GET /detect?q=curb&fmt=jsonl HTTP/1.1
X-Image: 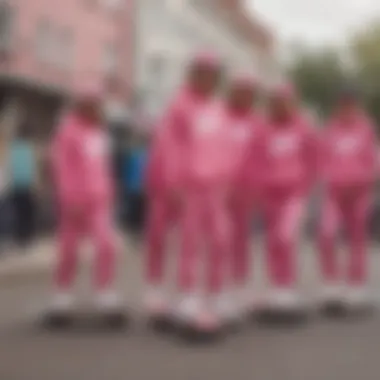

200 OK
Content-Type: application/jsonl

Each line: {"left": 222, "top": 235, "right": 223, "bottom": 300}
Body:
{"left": 0, "top": 255, "right": 53, "bottom": 286}
{"left": 0, "top": 241, "right": 54, "bottom": 286}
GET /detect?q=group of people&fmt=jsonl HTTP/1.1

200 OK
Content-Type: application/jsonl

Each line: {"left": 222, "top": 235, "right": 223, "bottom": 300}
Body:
{"left": 45, "top": 51, "right": 379, "bottom": 341}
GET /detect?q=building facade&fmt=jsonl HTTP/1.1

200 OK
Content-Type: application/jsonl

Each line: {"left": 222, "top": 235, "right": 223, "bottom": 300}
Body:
{"left": 134, "top": 0, "right": 280, "bottom": 117}
{"left": 0, "top": 0, "right": 133, "bottom": 137}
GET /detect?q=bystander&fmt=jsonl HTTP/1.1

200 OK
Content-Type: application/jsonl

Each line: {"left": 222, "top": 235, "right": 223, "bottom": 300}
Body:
{"left": 124, "top": 133, "right": 148, "bottom": 237}
{"left": 0, "top": 133, "right": 10, "bottom": 254}
{"left": 8, "top": 124, "right": 38, "bottom": 251}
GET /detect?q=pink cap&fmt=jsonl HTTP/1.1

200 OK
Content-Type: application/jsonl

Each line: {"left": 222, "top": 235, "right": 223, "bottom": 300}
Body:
{"left": 272, "top": 82, "right": 296, "bottom": 98}
{"left": 191, "top": 50, "right": 221, "bottom": 68}
{"left": 74, "top": 81, "right": 104, "bottom": 101}
{"left": 230, "top": 71, "right": 257, "bottom": 88}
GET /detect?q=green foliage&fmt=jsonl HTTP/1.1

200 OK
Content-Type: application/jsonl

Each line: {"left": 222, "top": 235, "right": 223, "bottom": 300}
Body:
{"left": 288, "top": 47, "right": 347, "bottom": 120}
{"left": 350, "top": 21, "right": 380, "bottom": 125}
{"left": 288, "top": 20, "right": 380, "bottom": 127}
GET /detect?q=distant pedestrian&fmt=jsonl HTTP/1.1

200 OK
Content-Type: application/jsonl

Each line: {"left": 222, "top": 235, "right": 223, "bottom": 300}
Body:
{"left": 9, "top": 124, "right": 37, "bottom": 251}
{"left": 110, "top": 124, "right": 130, "bottom": 226}
{"left": 0, "top": 134, "right": 10, "bottom": 254}
{"left": 124, "top": 134, "right": 148, "bottom": 237}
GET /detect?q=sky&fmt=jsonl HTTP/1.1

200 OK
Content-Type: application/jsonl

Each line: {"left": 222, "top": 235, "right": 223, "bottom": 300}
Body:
{"left": 247, "top": 0, "right": 380, "bottom": 47}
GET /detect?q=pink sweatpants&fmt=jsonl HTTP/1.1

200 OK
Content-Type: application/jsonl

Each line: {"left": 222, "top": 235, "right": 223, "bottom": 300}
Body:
{"left": 229, "top": 195, "right": 252, "bottom": 285}
{"left": 178, "top": 188, "right": 230, "bottom": 294}
{"left": 145, "top": 194, "right": 179, "bottom": 285}
{"left": 54, "top": 204, "right": 117, "bottom": 291}
{"left": 264, "top": 190, "right": 305, "bottom": 288}
{"left": 318, "top": 188, "right": 371, "bottom": 285}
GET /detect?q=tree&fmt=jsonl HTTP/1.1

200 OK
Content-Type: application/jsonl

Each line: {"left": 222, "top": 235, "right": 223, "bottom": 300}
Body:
{"left": 287, "top": 21, "right": 380, "bottom": 127}
{"left": 349, "top": 20, "right": 380, "bottom": 125}
{"left": 288, "top": 46, "right": 347, "bottom": 119}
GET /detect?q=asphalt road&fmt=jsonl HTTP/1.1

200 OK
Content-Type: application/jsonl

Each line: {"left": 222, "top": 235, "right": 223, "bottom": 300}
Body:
{"left": 1, "top": 242, "right": 380, "bottom": 380}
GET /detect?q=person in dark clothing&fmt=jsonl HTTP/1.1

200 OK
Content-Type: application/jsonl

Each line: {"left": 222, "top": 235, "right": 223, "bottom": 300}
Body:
{"left": 124, "top": 134, "right": 148, "bottom": 236}
{"left": 9, "top": 124, "right": 37, "bottom": 249}
{"left": 0, "top": 135, "right": 11, "bottom": 254}
{"left": 110, "top": 123, "right": 131, "bottom": 226}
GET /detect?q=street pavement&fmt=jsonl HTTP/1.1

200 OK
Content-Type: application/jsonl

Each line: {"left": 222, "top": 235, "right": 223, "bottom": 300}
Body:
{"left": 1, "top": 239, "right": 380, "bottom": 380}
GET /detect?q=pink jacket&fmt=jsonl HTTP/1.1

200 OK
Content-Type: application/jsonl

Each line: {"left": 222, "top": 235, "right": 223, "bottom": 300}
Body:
{"left": 145, "top": 97, "right": 187, "bottom": 195}
{"left": 249, "top": 114, "right": 319, "bottom": 194}
{"left": 179, "top": 96, "right": 232, "bottom": 188}
{"left": 320, "top": 114, "right": 377, "bottom": 188}
{"left": 147, "top": 88, "right": 229, "bottom": 191}
{"left": 223, "top": 107, "right": 262, "bottom": 190}
{"left": 51, "top": 114, "right": 114, "bottom": 209}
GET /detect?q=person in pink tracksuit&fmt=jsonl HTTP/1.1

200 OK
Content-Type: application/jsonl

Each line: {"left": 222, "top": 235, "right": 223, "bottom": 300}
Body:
{"left": 45, "top": 85, "right": 125, "bottom": 327}
{"left": 251, "top": 84, "right": 318, "bottom": 316}
{"left": 159, "top": 54, "right": 234, "bottom": 336}
{"left": 144, "top": 53, "right": 223, "bottom": 333}
{"left": 222, "top": 73, "right": 262, "bottom": 320}
{"left": 318, "top": 86, "right": 377, "bottom": 311}
{"left": 143, "top": 113, "right": 183, "bottom": 321}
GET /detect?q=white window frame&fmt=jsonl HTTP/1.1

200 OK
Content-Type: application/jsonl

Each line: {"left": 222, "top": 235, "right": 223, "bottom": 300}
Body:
{"left": 56, "top": 28, "right": 74, "bottom": 69}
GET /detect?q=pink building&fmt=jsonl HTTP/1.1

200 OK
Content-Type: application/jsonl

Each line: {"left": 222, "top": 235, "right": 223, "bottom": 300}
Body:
{"left": 0, "top": 0, "right": 133, "bottom": 136}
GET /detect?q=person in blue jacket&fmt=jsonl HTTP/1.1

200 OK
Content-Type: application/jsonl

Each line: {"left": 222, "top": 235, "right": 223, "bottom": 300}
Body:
{"left": 124, "top": 133, "right": 148, "bottom": 236}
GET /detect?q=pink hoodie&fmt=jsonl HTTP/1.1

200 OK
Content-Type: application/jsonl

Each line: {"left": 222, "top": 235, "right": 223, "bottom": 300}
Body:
{"left": 146, "top": 88, "right": 229, "bottom": 191}
{"left": 320, "top": 113, "right": 377, "bottom": 188}
{"left": 223, "top": 107, "right": 262, "bottom": 188}
{"left": 51, "top": 114, "right": 114, "bottom": 209}
{"left": 179, "top": 94, "right": 232, "bottom": 189}
{"left": 251, "top": 113, "right": 319, "bottom": 194}
{"left": 145, "top": 113, "right": 183, "bottom": 195}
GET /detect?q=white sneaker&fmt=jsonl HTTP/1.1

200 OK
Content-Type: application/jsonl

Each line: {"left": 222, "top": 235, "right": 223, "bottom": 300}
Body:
{"left": 345, "top": 286, "right": 371, "bottom": 308}
{"left": 175, "top": 294, "right": 202, "bottom": 323}
{"left": 319, "top": 285, "right": 344, "bottom": 304}
{"left": 95, "top": 291, "right": 123, "bottom": 312}
{"left": 268, "top": 289, "right": 302, "bottom": 311}
{"left": 47, "top": 292, "right": 75, "bottom": 313}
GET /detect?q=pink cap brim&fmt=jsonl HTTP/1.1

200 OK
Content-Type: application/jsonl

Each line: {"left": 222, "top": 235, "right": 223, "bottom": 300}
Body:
{"left": 272, "top": 83, "right": 296, "bottom": 98}
{"left": 74, "top": 82, "right": 104, "bottom": 101}
{"left": 191, "top": 51, "right": 221, "bottom": 68}
{"left": 230, "top": 72, "right": 257, "bottom": 88}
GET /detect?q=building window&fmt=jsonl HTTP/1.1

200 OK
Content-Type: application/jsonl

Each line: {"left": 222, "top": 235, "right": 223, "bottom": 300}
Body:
{"left": 35, "top": 19, "right": 54, "bottom": 62}
{"left": 57, "top": 28, "right": 74, "bottom": 69}
{"left": 102, "top": 43, "right": 118, "bottom": 74}
{"left": 0, "top": 2, "right": 14, "bottom": 51}
{"left": 35, "top": 21, "right": 74, "bottom": 68}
